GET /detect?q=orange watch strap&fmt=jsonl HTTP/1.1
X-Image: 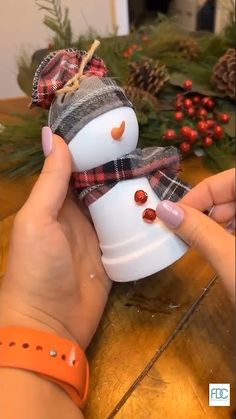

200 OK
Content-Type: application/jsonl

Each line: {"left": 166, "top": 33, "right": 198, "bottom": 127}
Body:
{"left": 0, "top": 327, "right": 89, "bottom": 409}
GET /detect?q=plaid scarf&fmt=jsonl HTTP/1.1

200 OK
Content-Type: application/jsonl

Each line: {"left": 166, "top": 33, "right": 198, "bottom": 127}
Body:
{"left": 73, "top": 146, "right": 190, "bottom": 206}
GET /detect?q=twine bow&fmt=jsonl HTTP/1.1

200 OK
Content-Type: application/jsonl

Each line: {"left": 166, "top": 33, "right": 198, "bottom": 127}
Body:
{"left": 56, "top": 39, "right": 101, "bottom": 95}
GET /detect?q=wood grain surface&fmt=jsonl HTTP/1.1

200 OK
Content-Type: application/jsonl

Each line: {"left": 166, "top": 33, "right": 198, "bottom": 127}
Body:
{"left": 0, "top": 96, "right": 33, "bottom": 123}
{"left": 0, "top": 214, "right": 14, "bottom": 279}
{"left": 114, "top": 278, "right": 235, "bottom": 419}
{"left": 0, "top": 98, "right": 235, "bottom": 419}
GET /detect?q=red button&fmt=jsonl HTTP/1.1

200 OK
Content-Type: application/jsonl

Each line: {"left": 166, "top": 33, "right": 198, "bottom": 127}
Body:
{"left": 142, "top": 208, "right": 156, "bottom": 223}
{"left": 134, "top": 190, "right": 148, "bottom": 205}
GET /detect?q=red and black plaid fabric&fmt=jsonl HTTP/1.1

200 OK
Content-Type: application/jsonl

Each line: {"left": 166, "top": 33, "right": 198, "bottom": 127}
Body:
{"left": 31, "top": 49, "right": 108, "bottom": 109}
{"left": 73, "top": 147, "right": 190, "bottom": 205}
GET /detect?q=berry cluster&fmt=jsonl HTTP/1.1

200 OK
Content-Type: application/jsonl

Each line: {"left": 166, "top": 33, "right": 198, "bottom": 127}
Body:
{"left": 123, "top": 42, "right": 144, "bottom": 58}
{"left": 123, "top": 36, "right": 149, "bottom": 58}
{"left": 163, "top": 80, "right": 230, "bottom": 153}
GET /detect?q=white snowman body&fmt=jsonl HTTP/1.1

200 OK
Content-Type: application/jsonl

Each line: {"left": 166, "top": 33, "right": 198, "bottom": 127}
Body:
{"left": 69, "top": 106, "right": 187, "bottom": 282}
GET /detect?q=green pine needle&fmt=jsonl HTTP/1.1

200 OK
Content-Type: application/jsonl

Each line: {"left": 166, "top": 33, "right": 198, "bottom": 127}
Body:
{"left": 35, "top": 0, "right": 72, "bottom": 47}
{"left": 204, "top": 138, "right": 236, "bottom": 172}
{"left": 0, "top": 112, "right": 46, "bottom": 177}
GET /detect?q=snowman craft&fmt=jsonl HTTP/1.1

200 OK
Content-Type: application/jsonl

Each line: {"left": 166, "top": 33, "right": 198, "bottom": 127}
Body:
{"left": 31, "top": 40, "right": 190, "bottom": 282}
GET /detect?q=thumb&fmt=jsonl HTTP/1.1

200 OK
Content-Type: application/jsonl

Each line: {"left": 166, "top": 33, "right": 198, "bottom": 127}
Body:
{"left": 156, "top": 200, "right": 235, "bottom": 299}
{"left": 26, "top": 127, "right": 72, "bottom": 219}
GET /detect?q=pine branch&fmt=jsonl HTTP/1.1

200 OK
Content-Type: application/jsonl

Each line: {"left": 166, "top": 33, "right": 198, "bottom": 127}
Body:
{"left": 0, "top": 112, "right": 46, "bottom": 177}
{"left": 35, "top": 0, "right": 72, "bottom": 47}
{"left": 204, "top": 137, "right": 236, "bottom": 172}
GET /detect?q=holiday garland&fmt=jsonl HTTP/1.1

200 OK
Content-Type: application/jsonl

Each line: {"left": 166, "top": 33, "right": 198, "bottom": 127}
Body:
{"left": 0, "top": 0, "right": 235, "bottom": 177}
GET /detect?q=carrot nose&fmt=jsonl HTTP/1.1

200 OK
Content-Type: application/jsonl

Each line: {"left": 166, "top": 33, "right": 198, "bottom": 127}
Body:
{"left": 111, "top": 121, "right": 125, "bottom": 141}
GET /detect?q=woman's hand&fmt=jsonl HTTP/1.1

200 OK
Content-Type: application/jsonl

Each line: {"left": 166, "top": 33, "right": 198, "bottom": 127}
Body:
{"left": 0, "top": 128, "right": 111, "bottom": 349}
{"left": 156, "top": 169, "right": 235, "bottom": 301}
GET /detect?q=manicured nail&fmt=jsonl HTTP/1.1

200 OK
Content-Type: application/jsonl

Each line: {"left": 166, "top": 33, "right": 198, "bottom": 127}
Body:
{"left": 156, "top": 200, "right": 184, "bottom": 228}
{"left": 226, "top": 218, "right": 235, "bottom": 233}
{"left": 42, "top": 126, "right": 53, "bottom": 157}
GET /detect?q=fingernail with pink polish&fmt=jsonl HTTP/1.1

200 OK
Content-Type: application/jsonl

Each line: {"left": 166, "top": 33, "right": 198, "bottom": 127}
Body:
{"left": 156, "top": 200, "right": 184, "bottom": 228}
{"left": 42, "top": 126, "right": 53, "bottom": 157}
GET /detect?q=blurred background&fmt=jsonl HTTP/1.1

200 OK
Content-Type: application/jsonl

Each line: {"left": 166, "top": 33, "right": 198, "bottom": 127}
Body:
{"left": 0, "top": 0, "right": 234, "bottom": 98}
{"left": 0, "top": 0, "right": 235, "bottom": 176}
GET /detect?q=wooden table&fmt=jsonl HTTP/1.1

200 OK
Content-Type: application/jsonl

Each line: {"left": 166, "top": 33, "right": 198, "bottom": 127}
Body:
{"left": 0, "top": 98, "right": 235, "bottom": 418}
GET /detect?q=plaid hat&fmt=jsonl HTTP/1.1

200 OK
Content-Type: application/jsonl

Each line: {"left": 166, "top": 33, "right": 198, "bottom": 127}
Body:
{"left": 31, "top": 48, "right": 133, "bottom": 143}
{"left": 49, "top": 76, "right": 133, "bottom": 143}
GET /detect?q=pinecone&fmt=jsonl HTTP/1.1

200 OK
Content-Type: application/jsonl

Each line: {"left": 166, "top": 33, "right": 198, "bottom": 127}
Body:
{"left": 175, "top": 38, "right": 200, "bottom": 60}
{"left": 128, "top": 58, "right": 169, "bottom": 97}
{"left": 123, "top": 85, "right": 159, "bottom": 111}
{"left": 211, "top": 49, "right": 236, "bottom": 99}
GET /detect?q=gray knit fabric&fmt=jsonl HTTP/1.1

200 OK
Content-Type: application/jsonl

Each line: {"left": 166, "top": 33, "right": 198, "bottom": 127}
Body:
{"left": 48, "top": 76, "right": 133, "bottom": 143}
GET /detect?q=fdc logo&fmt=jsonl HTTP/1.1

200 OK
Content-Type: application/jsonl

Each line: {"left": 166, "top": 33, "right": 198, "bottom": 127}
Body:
{"left": 209, "top": 384, "right": 230, "bottom": 406}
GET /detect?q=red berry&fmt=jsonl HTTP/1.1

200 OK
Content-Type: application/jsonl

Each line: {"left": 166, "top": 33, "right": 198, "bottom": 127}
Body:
{"left": 214, "top": 125, "right": 224, "bottom": 139}
{"left": 142, "top": 34, "right": 149, "bottom": 42}
{"left": 176, "top": 93, "right": 184, "bottom": 101}
{"left": 164, "top": 129, "right": 176, "bottom": 140}
{"left": 206, "top": 119, "right": 216, "bottom": 129}
{"left": 175, "top": 101, "right": 183, "bottom": 111}
{"left": 206, "top": 99, "right": 215, "bottom": 109}
{"left": 201, "top": 97, "right": 210, "bottom": 106}
{"left": 187, "top": 107, "right": 195, "bottom": 117}
{"left": 192, "top": 95, "right": 201, "bottom": 104}
{"left": 175, "top": 94, "right": 184, "bottom": 110}
{"left": 127, "top": 47, "right": 134, "bottom": 55}
{"left": 188, "top": 129, "right": 198, "bottom": 144}
{"left": 219, "top": 113, "right": 230, "bottom": 123}
{"left": 201, "top": 97, "right": 215, "bottom": 109}
{"left": 202, "top": 136, "right": 213, "bottom": 147}
{"left": 175, "top": 111, "right": 184, "bottom": 121}
{"left": 180, "top": 142, "right": 191, "bottom": 153}
{"left": 180, "top": 126, "right": 192, "bottom": 137}
{"left": 183, "top": 79, "right": 193, "bottom": 90}
{"left": 197, "top": 121, "right": 208, "bottom": 132}
{"left": 184, "top": 98, "right": 193, "bottom": 108}
{"left": 198, "top": 108, "right": 208, "bottom": 119}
